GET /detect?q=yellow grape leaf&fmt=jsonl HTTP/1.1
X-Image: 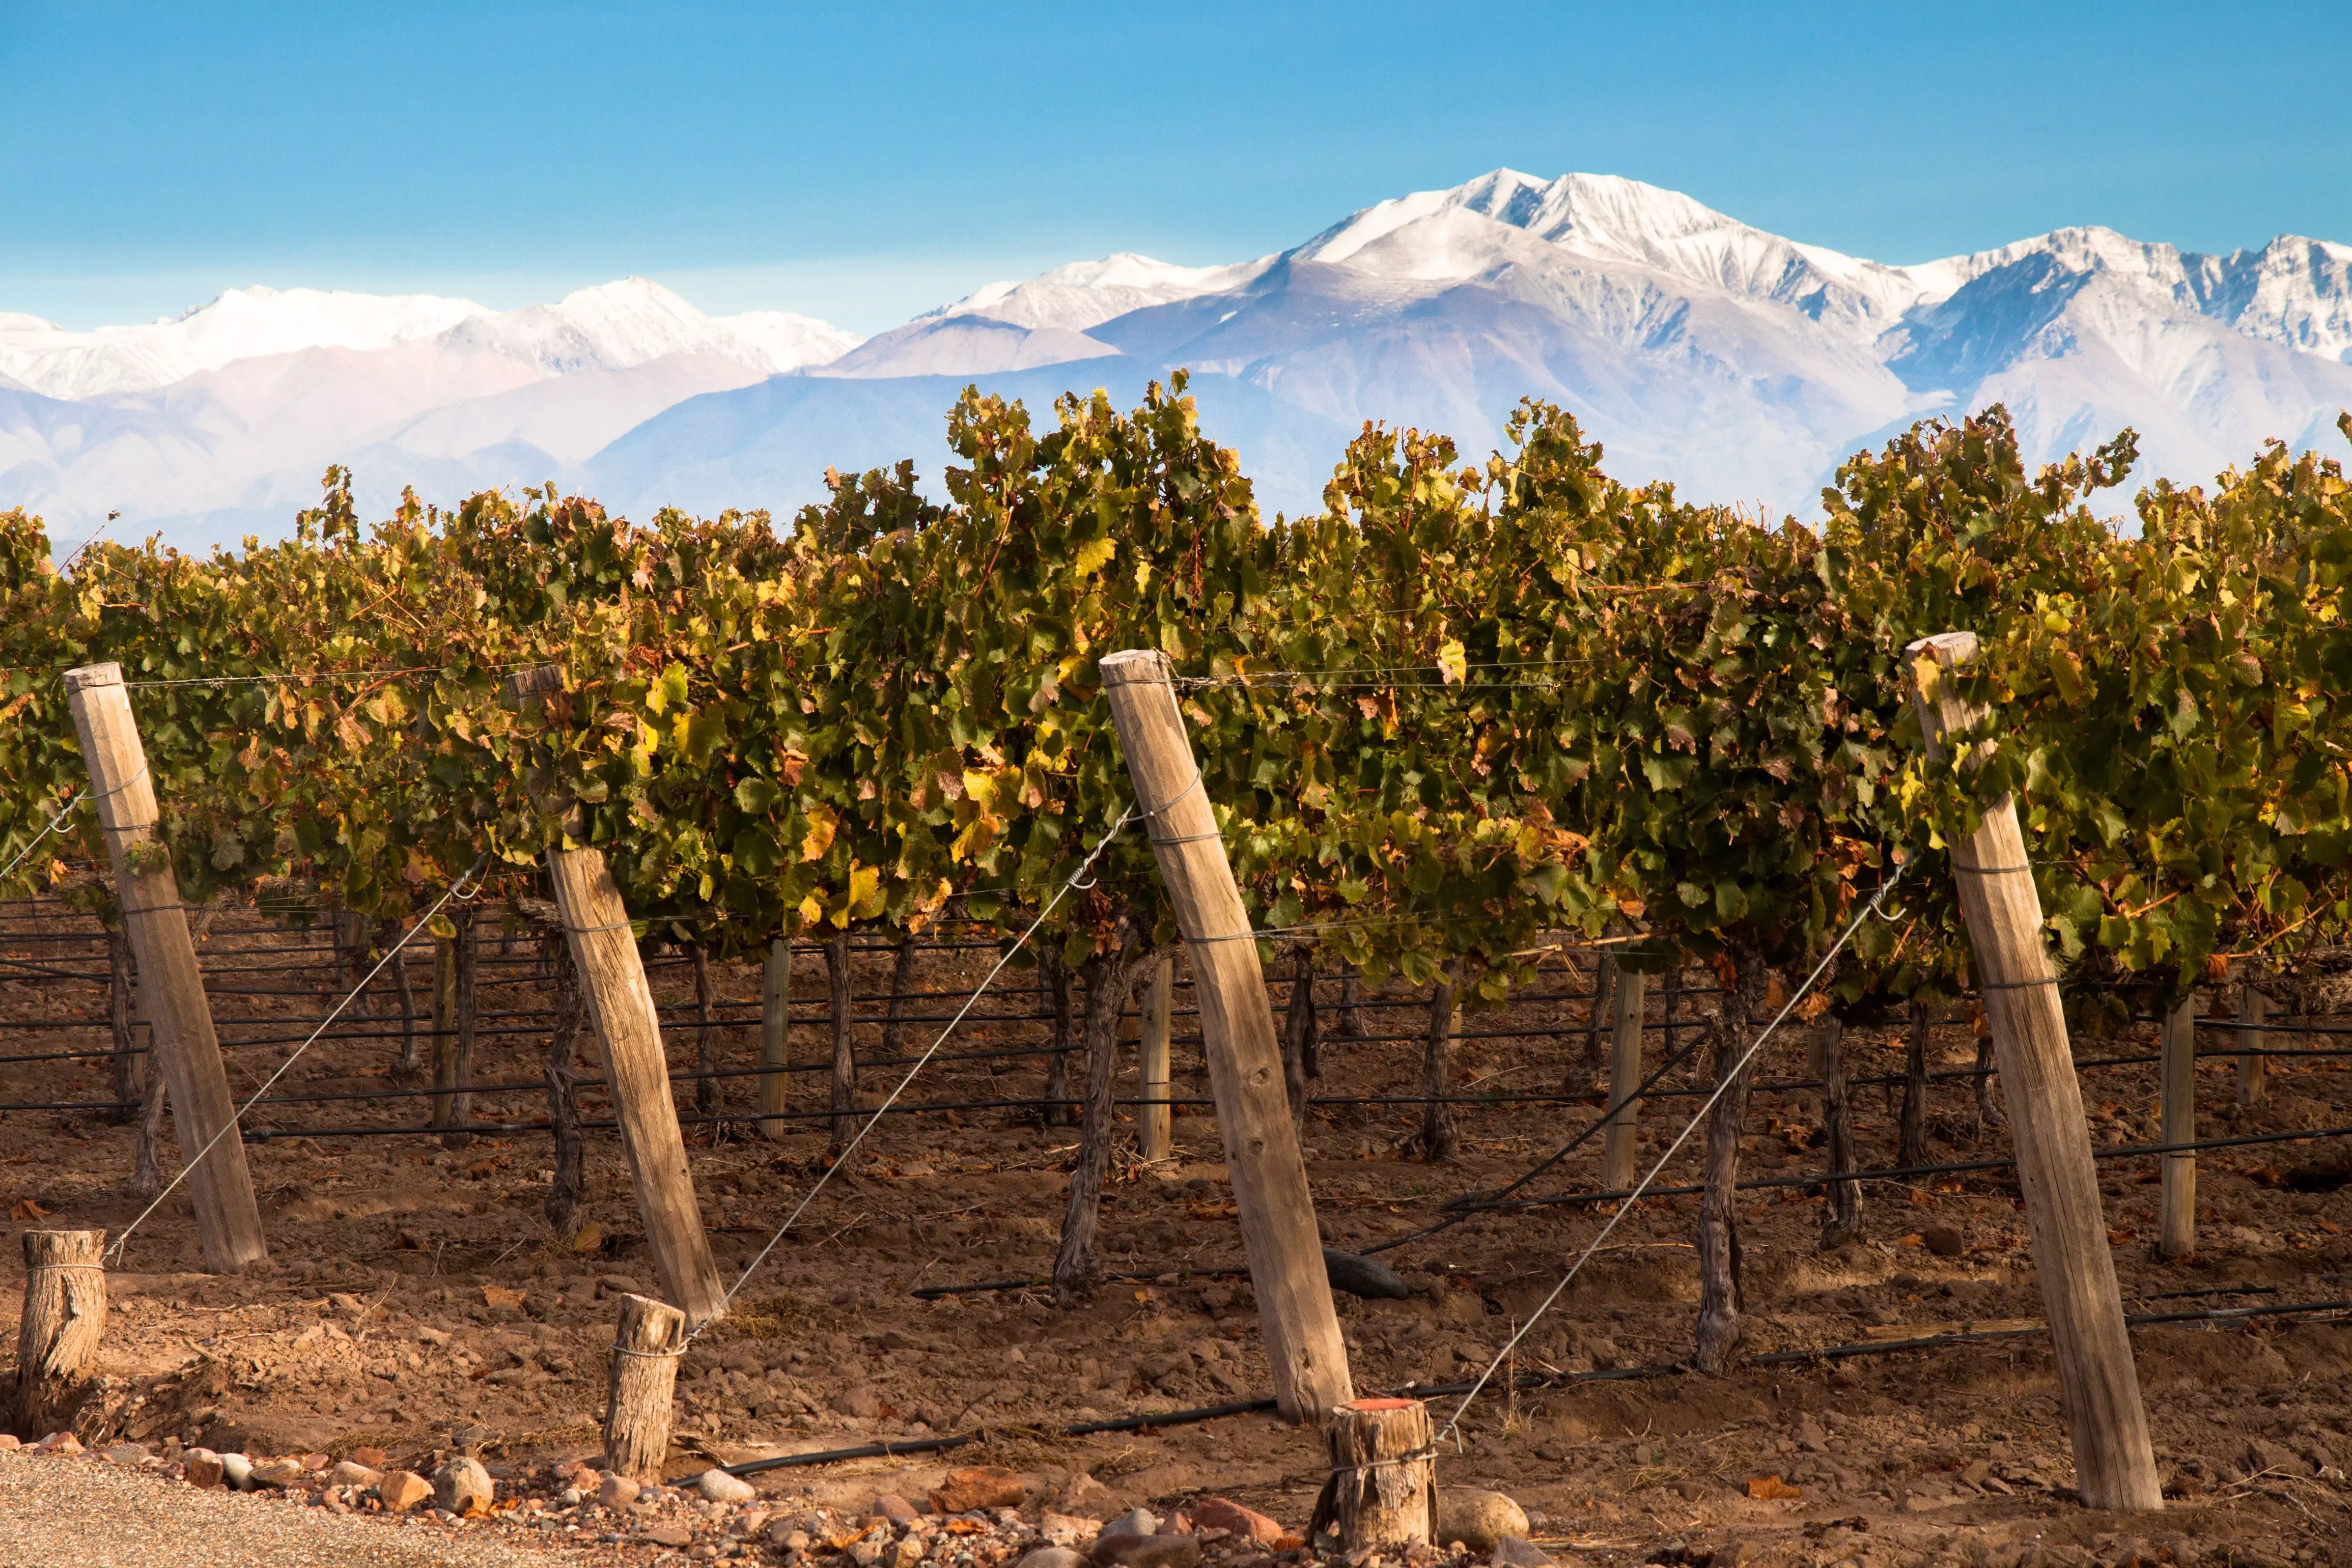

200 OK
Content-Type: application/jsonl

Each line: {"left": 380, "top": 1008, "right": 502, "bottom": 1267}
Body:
{"left": 568, "top": 1221, "right": 603, "bottom": 1254}
{"left": 799, "top": 806, "right": 838, "bottom": 863}
{"left": 1437, "top": 637, "right": 1467, "bottom": 685}
{"left": 482, "top": 1285, "right": 525, "bottom": 1310}
{"left": 1746, "top": 1475, "right": 1802, "bottom": 1500}
{"left": 1072, "top": 537, "right": 1116, "bottom": 577}
{"left": 11, "top": 1198, "right": 50, "bottom": 1221}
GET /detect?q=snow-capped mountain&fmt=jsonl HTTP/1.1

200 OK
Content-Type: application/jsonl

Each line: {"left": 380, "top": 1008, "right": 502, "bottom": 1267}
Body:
{"left": 8, "top": 171, "right": 2351, "bottom": 551}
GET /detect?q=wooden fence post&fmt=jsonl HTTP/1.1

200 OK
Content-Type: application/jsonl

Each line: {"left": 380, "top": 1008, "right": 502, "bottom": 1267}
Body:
{"left": 64, "top": 663, "right": 266, "bottom": 1275}
{"left": 1601, "top": 969, "right": 1647, "bottom": 1192}
{"left": 2159, "top": 994, "right": 2198, "bottom": 1261}
{"left": 603, "top": 1293, "right": 686, "bottom": 1482}
{"left": 1100, "top": 649, "right": 1355, "bottom": 1423}
{"left": 1138, "top": 953, "right": 1174, "bottom": 1162}
{"left": 758, "top": 938, "right": 792, "bottom": 1140}
{"left": 508, "top": 666, "right": 726, "bottom": 1326}
{"left": 11, "top": 1230, "right": 108, "bottom": 1439}
{"left": 2237, "top": 976, "right": 2267, "bottom": 1106}
{"left": 1908, "top": 631, "right": 2161, "bottom": 1513}
{"left": 1421, "top": 966, "right": 1461, "bottom": 1162}
{"left": 1319, "top": 1397, "right": 1435, "bottom": 1551}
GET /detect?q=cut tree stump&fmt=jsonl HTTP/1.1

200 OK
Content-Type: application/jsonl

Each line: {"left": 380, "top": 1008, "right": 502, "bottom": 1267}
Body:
{"left": 602, "top": 1293, "right": 685, "bottom": 1482}
{"left": 12, "top": 1230, "right": 108, "bottom": 1439}
{"left": 1320, "top": 1396, "right": 1435, "bottom": 1550}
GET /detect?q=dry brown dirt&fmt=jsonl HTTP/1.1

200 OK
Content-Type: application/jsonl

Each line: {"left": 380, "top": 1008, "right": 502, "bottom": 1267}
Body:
{"left": 5, "top": 896, "right": 2352, "bottom": 1567}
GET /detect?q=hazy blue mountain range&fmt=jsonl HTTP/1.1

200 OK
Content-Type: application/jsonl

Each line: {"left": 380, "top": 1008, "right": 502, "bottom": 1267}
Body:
{"left": 6, "top": 169, "right": 2348, "bottom": 550}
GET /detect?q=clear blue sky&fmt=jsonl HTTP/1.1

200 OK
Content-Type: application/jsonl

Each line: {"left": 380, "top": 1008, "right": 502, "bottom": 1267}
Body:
{"left": 5, "top": 2, "right": 2346, "bottom": 334}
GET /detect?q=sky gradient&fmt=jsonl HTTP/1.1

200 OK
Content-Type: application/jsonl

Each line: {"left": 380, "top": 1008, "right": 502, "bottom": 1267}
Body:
{"left": 6, "top": 2, "right": 2347, "bottom": 334}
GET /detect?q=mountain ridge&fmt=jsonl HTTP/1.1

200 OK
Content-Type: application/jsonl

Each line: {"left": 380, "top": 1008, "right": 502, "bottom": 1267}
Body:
{"left": 6, "top": 169, "right": 2349, "bottom": 549}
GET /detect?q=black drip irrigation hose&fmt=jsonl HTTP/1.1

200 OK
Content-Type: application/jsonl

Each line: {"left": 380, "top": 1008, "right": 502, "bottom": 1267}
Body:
{"left": 908, "top": 1119, "right": 2352, "bottom": 1299}
{"left": 725, "top": 1294, "right": 2352, "bottom": 1475}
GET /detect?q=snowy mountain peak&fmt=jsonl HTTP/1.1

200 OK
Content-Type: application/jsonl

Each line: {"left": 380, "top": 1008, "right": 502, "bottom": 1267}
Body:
{"left": 928, "top": 251, "right": 1278, "bottom": 333}
{"left": 0, "top": 284, "right": 491, "bottom": 399}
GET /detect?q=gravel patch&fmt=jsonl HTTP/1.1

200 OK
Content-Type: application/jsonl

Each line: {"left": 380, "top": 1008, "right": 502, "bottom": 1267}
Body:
{"left": 0, "top": 1449, "right": 588, "bottom": 1568}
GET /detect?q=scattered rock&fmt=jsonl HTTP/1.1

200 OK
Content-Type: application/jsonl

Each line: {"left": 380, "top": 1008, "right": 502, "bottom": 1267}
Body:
{"left": 1021, "top": 1550, "right": 1091, "bottom": 1568}
{"left": 1324, "top": 1248, "right": 1415, "bottom": 1299}
{"left": 219, "top": 1453, "right": 253, "bottom": 1491}
{"left": 1101, "top": 1508, "right": 1161, "bottom": 1541}
{"left": 890, "top": 1537, "right": 927, "bottom": 1568}
{"left": 434, "top": 1455, "right": 495, "bottom": 1516}
{"left": 933, "top": 1465, "right": 1027, "bottom": 1513}
{"left": 851, "top": 1540, "right": 886, "bottom": 1566}
{"left": 1920, "top": 1226, "right": 1966, "bottom": 1258}
{"left": 378, "top": 1469, "right": 433, "bottom": 1514}
{"left": 599, "top": 1471, "right": 642, "bottom": 1509}
{"left": 2246, "top": 1438, "right": 2309, "bottom": 1477}
{"left": 182, "top": 1449, "right": 225, "bottom": 1489}
{"left": 645, "top": 1523, "right": 694, "bottom": 1547}
{"left": 249, "top": 1456, "right": 305, "bottom": 1487}
{"left": 34, "top": 1433, "right": 83, "bottom": 1454}
{"left": 1092, "top": 1535, "right": 1202, "bottom": 1568}
{"left": 831, "top": 1385, "right": 882, "bottom": 1418}
{"left": 101, "top": 1442, "right": 150, "bottom": 1465}
{"left": 1436, "top": 1489, "right": 1528, "bottom": 1553}
{"left": 330, "top": 1460, "right": 383, "bottom": 1489}
{"left": 1191, "top": 1498, "right": 1283, "bottom": 1544}
{"left": 1041, "top": 1513, "right": 1101, "bottom": 1545}
{"left": 0, "top": 1436, "right": 17, "bottom": 1451}
{"left": 701, "top": 1467, "right": 757, "bottom": 1504}
{"left": 874, "top": 1491, "right": 920, "bottom": 1522}
{"left": 1492, "top": 1537, "right": 1556, "bottom": 1568}
{"left": 350, "top": 1445, "right": 388, "bottom": 1469}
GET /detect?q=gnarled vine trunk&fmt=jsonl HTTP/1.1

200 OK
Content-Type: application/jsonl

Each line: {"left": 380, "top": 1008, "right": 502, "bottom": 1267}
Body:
{"left": 1695, "top": 945, "right": 1769, "bottom": 1374}
{"left": 1052, "top": 916, "right": 1154, "bottom": 1306}
{"left": 1818, "top": 1015, "right": 1862, "bottom": 1248}
{"left": 545, "top": 938, "right": 586, "bottom": 1239}
{"left": 1420, "top": 961, "right": 1460, "bottom": 1162}
{"left": 1040, "top": 943, "right": 1074, "bottom": 1127}
{"left": 1281, "top": 946, "right": 1320, "bottom": 1138}
{"left": 823, "top": 927, "right": 855, "bottom": 1149}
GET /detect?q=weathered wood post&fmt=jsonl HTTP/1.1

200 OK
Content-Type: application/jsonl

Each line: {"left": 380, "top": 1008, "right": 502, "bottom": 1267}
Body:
{"left": 1601, "top": 968, "right": 1648, "bottom": 1192}
{"left": 509, "top": 666, "right": 726, "bottom": 1326}
{"left": 1100, "top": 649, "right": 1355, "bottom": 1423}
{"left": 1138, "top": 953, "right": 1174, "bottom": 1161}
{"left": 2236, "top": 975, "right": 2267, "bottom": 1106}
{"left": 64, "top": 663, "right": 266, "bottom": 1274}
{"left": 12, "top": 1230, "right": 108, "bottom": 1438}
{"left": 1908, "top": 631, "right": 2161, "bottom": 1513}
{"left": 758, "top": 938, "right": 792, "bottom": 1140}
{"left": 2159, "top": 994, "right": 2198, "bottom": 1261}
{"left": 602, "top": 1293, "right": 685, "bottom": 1481}
{"left": 1320, "top": 1397, "right": 1436, "bottom": 1550}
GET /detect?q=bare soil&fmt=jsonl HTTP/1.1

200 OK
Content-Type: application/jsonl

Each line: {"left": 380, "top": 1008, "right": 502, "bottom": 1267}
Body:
{"left": 5, "top": 896, "right": 2352, "bottom": 1567}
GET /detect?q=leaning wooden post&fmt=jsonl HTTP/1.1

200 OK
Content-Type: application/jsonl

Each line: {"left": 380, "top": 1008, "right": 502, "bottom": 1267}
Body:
{"left": 1100, "top": 649, "right": 1355, "bottom": 1423}
{"left": 1908, "top": 631, "right": 2161, "bottom": 1513}
{"left": 1601, "top": 968, "right": 1648, "bottom": 1192}
{"left": 64, "top": 663, "right": 266, "bottom": 1274}
{"left": 603, "top": 1293, "right": 686, "bottom": 1482}
{"left": 508, "top": 666, "right": 726, "bottom": 1326}
{"left": 1138, "top": 953, "right": 1174, "bottom": 1162}
{"left": 12, "top": 1230, "right": 108, "bottom": 1438}
{"left": 2159, "top": 993, "right": 2198, "bottom": 1261}
{"left": 1320, "top": 1397, "right": 1436, "bottom": 1550}
{"left": 2236, "top": 975, "right": 2267, "bottom": 1106}
{"left": 758, "top": 938, "right": 792, "bottom": 1140}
